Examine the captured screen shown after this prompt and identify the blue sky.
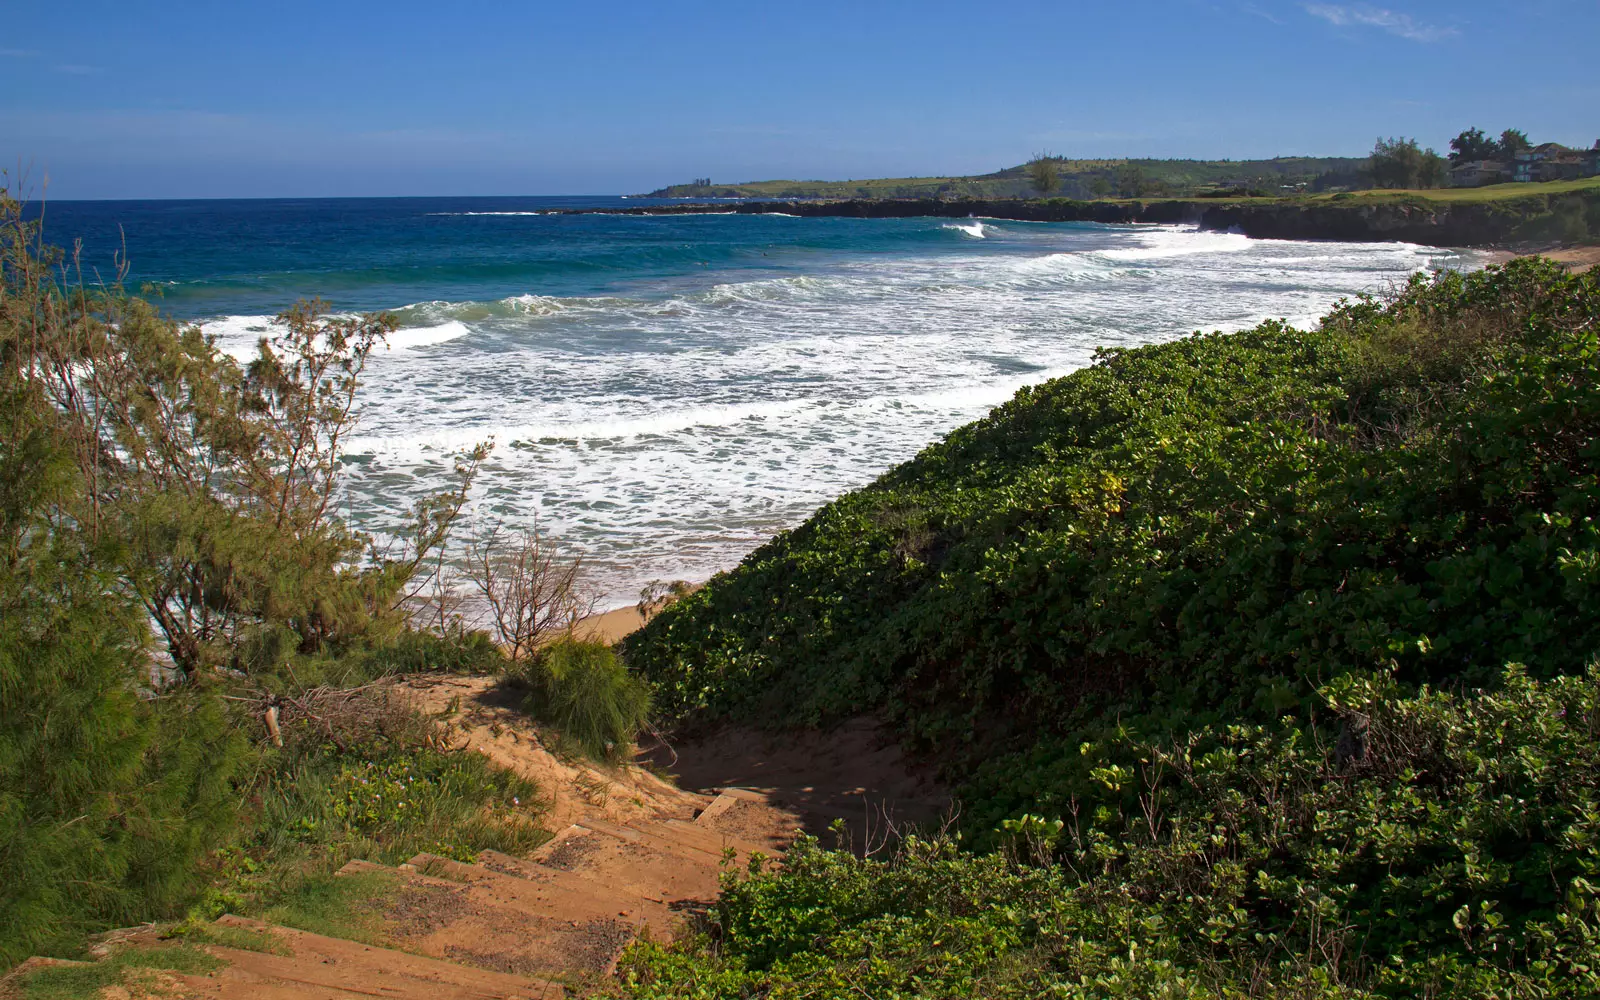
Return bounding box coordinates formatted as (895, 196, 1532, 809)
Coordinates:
(3, 0, 1595, 199)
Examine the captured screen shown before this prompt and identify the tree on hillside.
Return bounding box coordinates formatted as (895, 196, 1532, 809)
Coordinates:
(1369, 136, 1446, 189)
(1114, 163, 1146, 198)
(1499, 128, 1532, 158)
(1026, 153, 1060, 197)
(1419, 149, 1448, 188)
(1449, 126, 1499, 163)
(0, 189, 245, 964)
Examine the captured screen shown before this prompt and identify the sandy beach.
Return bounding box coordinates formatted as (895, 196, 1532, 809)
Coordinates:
(1490, 245, 1600, 272)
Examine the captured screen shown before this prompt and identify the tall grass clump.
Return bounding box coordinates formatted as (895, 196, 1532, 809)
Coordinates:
(510, 638, 651, 761)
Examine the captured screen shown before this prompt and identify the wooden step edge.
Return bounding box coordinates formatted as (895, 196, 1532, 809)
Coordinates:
(336, 857, 503, 893)
(574, 817, 726, 864)
(693, 793, 742, 826)
(477, 847, 544, 880)
(404, 851, 667, 923)
(657, 818, 775, 860)
(478, 843, 721, 910)
(717, 786, 772, 803)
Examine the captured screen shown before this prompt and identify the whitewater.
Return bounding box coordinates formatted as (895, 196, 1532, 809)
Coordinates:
(39, 198, 1487, 606)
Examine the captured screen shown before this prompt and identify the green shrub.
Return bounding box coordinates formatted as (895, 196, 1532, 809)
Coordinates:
(345, 627, 505, 683)
(625, 259, 1600, 825)
(512, 639, 651, 761)
(621, 666, 1600, 999)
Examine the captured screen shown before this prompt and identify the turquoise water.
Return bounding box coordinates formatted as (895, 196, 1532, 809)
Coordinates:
(42, 197, 1487, 604)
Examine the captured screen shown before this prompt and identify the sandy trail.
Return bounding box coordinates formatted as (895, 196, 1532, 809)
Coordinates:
(641, 718, 952, 850)
(394, 674, 707, 830)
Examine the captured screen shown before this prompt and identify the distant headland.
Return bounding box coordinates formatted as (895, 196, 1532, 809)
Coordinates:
(614, 136, 1600, 249)
(561, 178, 1600, 250)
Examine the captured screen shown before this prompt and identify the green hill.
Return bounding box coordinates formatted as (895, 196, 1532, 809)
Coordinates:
(643, 156, 1367, 200)
(621, 259, 1600, 998)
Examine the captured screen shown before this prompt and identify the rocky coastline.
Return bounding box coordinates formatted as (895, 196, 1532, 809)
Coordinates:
(560, 191, 1598, 249)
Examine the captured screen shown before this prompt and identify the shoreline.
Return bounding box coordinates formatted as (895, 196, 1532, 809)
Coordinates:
(573, 602, 653, 645)
(1499, 244, 1600, 272)
(545, 192, 1600, 251)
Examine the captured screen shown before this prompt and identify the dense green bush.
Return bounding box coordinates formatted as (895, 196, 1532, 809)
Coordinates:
(622, 666, 1600, 999)
(626, 259, 1600, 825)
(510, 638, 652, 761)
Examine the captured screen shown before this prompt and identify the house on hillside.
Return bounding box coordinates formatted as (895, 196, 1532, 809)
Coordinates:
(1451, 159, 1508, 187)
(1511, 143, 1597, 183)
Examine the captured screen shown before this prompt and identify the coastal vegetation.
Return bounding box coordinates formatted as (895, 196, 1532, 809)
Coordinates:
(1366, 136, 1447, 189)
(6, 167, 1600, 998)
(0, 187, 588, 967)
(622, 258, 1600, 996)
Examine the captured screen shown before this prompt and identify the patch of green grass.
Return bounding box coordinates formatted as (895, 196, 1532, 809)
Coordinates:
(1313, 176, 1600, 203)
(170, 919, 293, 957)
(191, 691, 551, 943)
(257, 870, 399, 947)
(15, 945, 221, 1000)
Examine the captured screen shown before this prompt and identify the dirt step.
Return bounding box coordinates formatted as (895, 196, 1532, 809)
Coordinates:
(332, 859, 639, 978)
(189, 916, 563, 999)
(403, 852, 678, 928)
(695, 789, 800, 853)
(570, 817, 733, 864)
(483, 826, 723, 910)
(654, 818, 778, 861)
(573, 816, 759, 869)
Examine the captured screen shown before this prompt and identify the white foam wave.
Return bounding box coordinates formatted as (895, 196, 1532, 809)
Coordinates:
(384, 321, 470, 351)
(207, 220, 1485, 604)
(200, 313, 469, 360)
(943, 220, 988, 239)
(1095, 229, 1255, 261)
(202, 314, 279, 360)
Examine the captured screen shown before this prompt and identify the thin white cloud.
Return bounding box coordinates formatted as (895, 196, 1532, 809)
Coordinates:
(1241, 4, 1285, 25)
(1304, 3, 1456, 42)
(0, 48, 38, 57)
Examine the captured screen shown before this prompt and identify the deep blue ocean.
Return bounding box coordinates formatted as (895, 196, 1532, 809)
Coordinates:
(35, 196, 1489, 604)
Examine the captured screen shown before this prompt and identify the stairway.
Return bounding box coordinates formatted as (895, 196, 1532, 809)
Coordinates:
(5, 789, 798, 1000)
